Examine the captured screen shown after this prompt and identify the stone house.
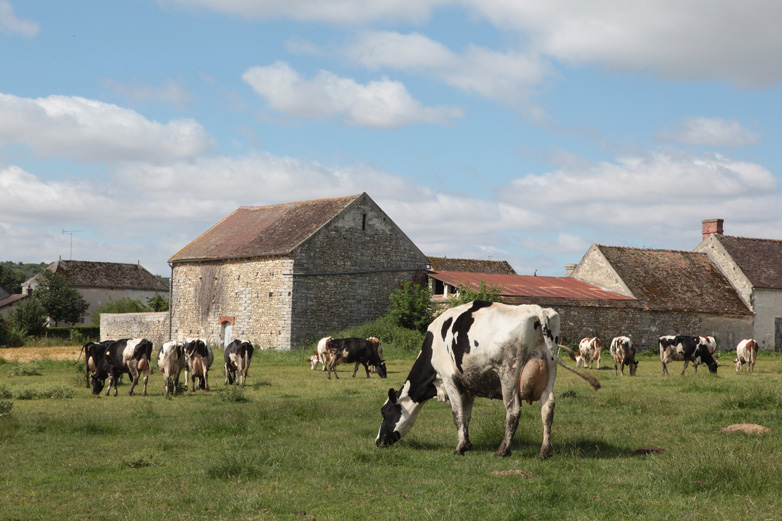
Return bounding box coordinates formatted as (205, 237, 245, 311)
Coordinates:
(695, 219, 782, 350)
(570, 243, 753, 349)
(22, 260, 168, 326)
(168, 193, 429, 350)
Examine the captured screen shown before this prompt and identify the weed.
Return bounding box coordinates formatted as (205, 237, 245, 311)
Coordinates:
(0, 401, 12, 416)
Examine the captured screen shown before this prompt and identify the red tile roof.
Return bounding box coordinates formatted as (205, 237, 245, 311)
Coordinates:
(429, 271, 634, 301)
(169, 194, 361, 263)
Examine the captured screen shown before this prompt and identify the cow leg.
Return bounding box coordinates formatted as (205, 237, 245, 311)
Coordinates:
(364, 362, 371, 378)
(495, 368, 523, 458)
(352, 361, 361, 377)
(681, 360, 690, 376)
(204, 369, 209, 391)
(538, 387, 556, 460)
(445, 384, 474, 456)
(127, 364, 139, 396)
(225, 363, 230, 385)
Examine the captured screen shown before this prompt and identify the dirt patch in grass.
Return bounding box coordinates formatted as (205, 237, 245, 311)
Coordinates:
(0, 346, 81, 363)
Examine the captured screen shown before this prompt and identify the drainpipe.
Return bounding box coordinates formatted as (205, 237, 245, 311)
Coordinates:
(168, 261, 174, 341)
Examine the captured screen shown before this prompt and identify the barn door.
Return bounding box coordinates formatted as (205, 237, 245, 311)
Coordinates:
(221, 321, 233, 348)
(775, 318, 782, 352)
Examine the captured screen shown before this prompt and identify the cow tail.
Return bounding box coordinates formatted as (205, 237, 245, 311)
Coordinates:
(73, 344, 85, 365)
(537, 310, 600, 391)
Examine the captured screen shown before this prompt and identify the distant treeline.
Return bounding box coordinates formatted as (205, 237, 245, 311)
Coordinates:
(0, 261, 48, 294)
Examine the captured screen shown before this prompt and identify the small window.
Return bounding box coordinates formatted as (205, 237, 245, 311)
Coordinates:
(362, 214, 367, 230)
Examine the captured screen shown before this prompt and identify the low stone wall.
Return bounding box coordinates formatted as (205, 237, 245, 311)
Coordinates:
(101, 312, 170, 351)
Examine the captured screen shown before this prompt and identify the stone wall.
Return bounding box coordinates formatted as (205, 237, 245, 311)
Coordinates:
(171, 257, 294, 350)
(100, 312, 170, 350)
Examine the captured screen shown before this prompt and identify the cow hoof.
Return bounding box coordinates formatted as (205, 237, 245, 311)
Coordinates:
(493, 448, 511, 458)
(537, 447, 553, 460)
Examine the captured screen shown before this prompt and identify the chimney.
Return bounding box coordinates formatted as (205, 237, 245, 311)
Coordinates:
(701, 219, 724, 240)
(565, 264, 577, 277)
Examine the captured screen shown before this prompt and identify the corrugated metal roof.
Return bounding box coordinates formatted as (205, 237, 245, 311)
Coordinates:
(717, 235, 782, 290)
(169, 194, 361, 263)
(429, 271, 634, 301)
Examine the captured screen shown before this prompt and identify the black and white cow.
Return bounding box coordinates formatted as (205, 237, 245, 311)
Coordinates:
(224, 339, 254, 385)
(375, 301, 600, 459)
(184, 339, 213, 391)
(326, 338, 387, 380)
(609, 336, 638, 376)
(659, 335, 718, 376)
(91, 338, 153, 396)
(693, 335, 718, 373)
(75, 340, 111, 388)
(157, 340, 185, 397)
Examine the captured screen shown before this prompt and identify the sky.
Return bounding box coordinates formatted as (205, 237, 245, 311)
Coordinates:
(1, 0, 781, 278)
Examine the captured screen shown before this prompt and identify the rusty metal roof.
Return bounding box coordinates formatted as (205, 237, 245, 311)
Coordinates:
(429, 271, 634, 301)
(717, 235, 782, 290)
(169, 194, 361, 263)
(427, 257, 516, 274)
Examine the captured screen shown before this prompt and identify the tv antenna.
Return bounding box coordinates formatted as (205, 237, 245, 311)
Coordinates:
(62, 229, 83, 260)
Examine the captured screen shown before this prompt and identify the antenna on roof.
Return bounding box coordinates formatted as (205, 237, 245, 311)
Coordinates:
(62, 229, 83, 260)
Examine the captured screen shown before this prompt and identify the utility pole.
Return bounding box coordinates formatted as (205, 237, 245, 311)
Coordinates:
(61, 229, 83, 260)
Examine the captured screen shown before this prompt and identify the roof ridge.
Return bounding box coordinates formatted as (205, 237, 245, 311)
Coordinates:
(598, 244, 705, 255)
(721, 234, 782, 243)
(238, 193, 362, 211)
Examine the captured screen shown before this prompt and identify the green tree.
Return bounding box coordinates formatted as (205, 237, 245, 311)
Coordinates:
(386, 280, 434, 333)
(448, 280, 504, 307)
(90, 297, 150, 325)
(9, 297, 48, 337)
(146, 293, 169, 312)
(33, 270, 89, 326)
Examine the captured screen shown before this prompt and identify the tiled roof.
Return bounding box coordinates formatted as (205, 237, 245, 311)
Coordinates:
(596, 245, 752, 315)
(427, 257, 516, 274)
(29, 260, 168, 292)
(717, 235, 782, 290)
(429, 271, 634, 302)
(0, 292, 31, 310)
(169, 194, 361, 262)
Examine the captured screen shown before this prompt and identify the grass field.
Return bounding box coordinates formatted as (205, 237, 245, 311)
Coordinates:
(0, 346, 780, 521)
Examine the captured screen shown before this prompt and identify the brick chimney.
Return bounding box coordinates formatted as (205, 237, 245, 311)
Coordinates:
(701, 218, 724, 240)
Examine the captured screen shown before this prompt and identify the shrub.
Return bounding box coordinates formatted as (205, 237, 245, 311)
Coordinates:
(386, 280, 434, 333)
(0, 401, 12, 416)
(448, 280, 504, 307)
(9, 298, 48, 338)
(90, 297, 150, 325)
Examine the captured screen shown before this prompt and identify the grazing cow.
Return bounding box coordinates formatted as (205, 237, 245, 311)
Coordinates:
(576, 337, 603, 369)
(184, 339, 213, 392)
(157, 340, 185, 397)
(326, 338, 387, 380)
(74, 340, 111, 388)
(224, 339, 254, 385)
(693, 336, 718, 372)
(91, 338, 153, 396)
(367, 337, 383, 373)
(376, 301, 600, 459)
(734, 339, 759, 373)
(659, 335, 718, 376)
(308, 353, 321, 370)
(609, 336, 638, 376)
(316, 336, 333, 372)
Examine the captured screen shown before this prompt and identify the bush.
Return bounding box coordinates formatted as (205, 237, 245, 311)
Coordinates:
(90, 297, 151, 325)
(386, 280, 434, 333)
(9, 298, 48, 338)
(448, 280, 504, 307)
(0, 401, 12, 416)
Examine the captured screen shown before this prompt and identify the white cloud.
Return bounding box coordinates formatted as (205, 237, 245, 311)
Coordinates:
(242, 61, 462, 128)
(0, 93, 212, 163)
(161, 0, 448, 24)
(0, 1, 38, 37)
(345, 31, 548, 114)
(102, 78, 194, 111)
(657, 117, 762, 148)
(469, 0, 782, 87)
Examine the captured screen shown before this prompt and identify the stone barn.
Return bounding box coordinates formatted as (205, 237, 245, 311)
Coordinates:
(168, 193, 429, 350)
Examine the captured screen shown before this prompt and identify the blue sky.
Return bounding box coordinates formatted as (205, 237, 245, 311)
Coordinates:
(1, 0, 781, 277)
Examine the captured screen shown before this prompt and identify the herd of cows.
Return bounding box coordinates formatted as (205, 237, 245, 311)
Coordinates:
(74, 300, 762, 459)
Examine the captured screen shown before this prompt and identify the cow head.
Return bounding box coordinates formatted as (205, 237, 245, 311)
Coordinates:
(376, 383, 423, 447)
(628, 359, 639, 376)
(91, 371, 107, 394)
(375, 361, 388, 378)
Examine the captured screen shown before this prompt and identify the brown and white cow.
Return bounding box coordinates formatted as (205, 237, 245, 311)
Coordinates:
(576, 337, 603, 369)
(316, 336, 333, 372)
(183, 339, 213, 392)
(609, 336, 638, 376)
(734, 339, 759, 373)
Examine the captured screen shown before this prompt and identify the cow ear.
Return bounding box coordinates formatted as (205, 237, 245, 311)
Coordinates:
(388, 388, 397, 404)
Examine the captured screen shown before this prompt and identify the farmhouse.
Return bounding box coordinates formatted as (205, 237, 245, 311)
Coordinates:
(695, 219, 782, 350)
(168, 193, 429, 350)
(6, 260, 168, 326)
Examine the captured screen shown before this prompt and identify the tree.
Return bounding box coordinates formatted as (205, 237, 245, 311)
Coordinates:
(90, 297, 151, 326)
(386, 280, 434, 333)
(9, 298, 48, 337)
(147, 293, 169, 312)
(33, 270, 89, 326)
(448, 280, 504, 307)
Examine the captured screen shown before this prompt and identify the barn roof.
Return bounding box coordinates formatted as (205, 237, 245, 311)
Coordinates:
(28, 260, 168, 292)
(427, 257, 516, 274)
(595, 245, 752, 315)
(716, 235, 782, 290)
(169, 194, 364, 263)
(429, 271, 635, 304)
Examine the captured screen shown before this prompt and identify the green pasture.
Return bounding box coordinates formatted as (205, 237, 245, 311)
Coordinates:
(0, 347, 780, 521)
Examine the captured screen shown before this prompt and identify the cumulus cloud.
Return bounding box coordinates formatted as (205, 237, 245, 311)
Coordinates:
(161, 0, 447, 24)
(657, 117, 762, 148)
(0, 93, 212, 163)
(345, 31, 548, 112)
(0, 1, 38, 37)
(102, 78, 194, 111)
(242, 61, 462, 128)
(470, 0, 782, 87)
